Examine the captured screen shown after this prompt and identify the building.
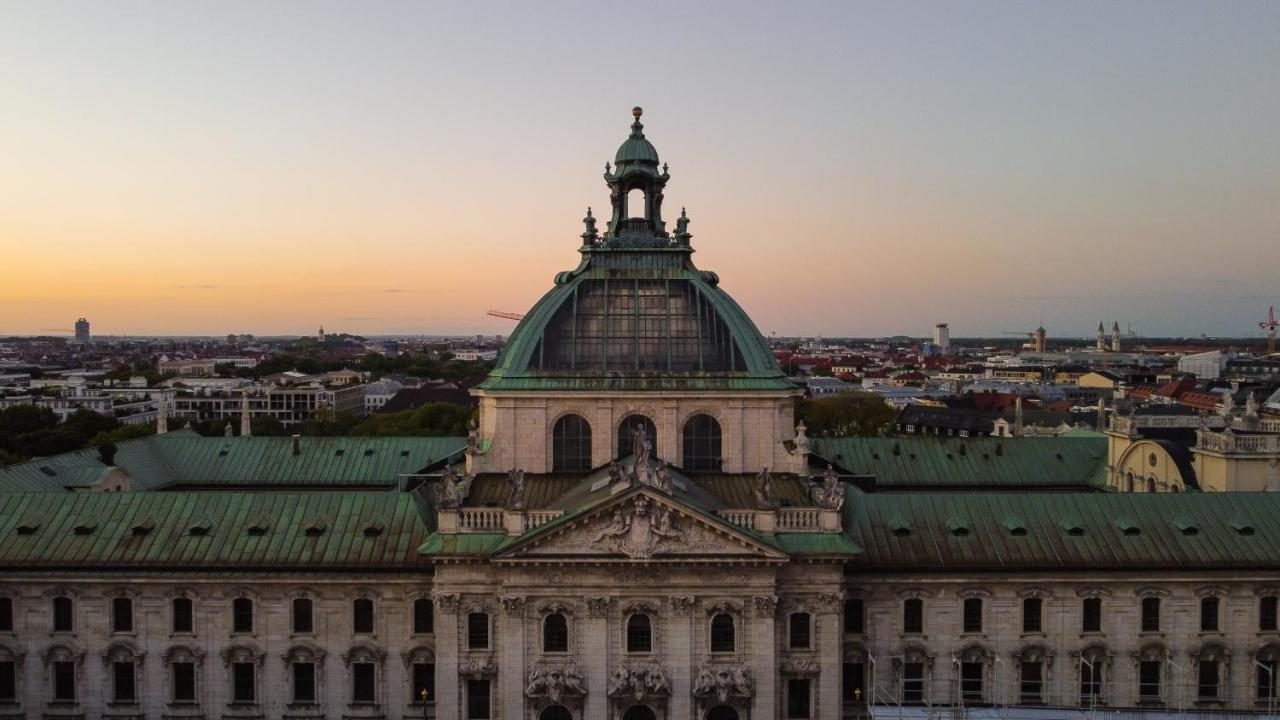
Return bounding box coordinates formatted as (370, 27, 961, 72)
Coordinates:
(3, 111, 1280, 720)
(73, 317, 90, 344)
(931, 323, 950, 354)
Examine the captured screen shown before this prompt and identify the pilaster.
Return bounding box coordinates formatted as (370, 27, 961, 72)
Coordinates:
(432, 593, 461, 720)
(585, 596, 611, 719)
(668, 595, 695, 719)
(817, 593, 843, 718)
(752, 595, 778, 717)
(500, 595, 527, 720)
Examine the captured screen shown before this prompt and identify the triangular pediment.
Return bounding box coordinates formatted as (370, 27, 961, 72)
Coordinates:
(494, 489, 787, 562)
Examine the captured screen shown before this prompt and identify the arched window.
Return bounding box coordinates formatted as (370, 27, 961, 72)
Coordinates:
(706, 706, 740, 720)
(626, 187, 646, 219)
(623, 706, 657, 720)
(682, 414, 722, 471)
(540, 707, 573, 720)
(1124, 472, 1135, 492)
(552, 414, 593, 472)
(617, 414, 656, 458)
(352, 598, 375, 634)
(543, 613, 569, 653)
(1145, 477, 1157, 493)
(710, 613, 735, 653)
(626, 613, 652, 653)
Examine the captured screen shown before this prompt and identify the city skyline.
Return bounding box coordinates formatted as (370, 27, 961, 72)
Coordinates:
(2, 1, 1277, 337)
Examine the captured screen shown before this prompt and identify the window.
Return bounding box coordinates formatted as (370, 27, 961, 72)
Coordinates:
(1020, 662, 1043, 703)
(292, 598, 313, 634)
(1138, 661, 1161, 700)
(1141, 597, 1160, 633)
(0, 597, 12, 632)
(1200, 597, 1220, 632)
(626, 187, 646, 218)
(52, 660, 76, 701)
(292, 662, 316, 703)
(962, 598, 982, 633)
(352, 663, 376, 703)
(1198, 660, 1219, 699)
(1080, 661, 1103, 702)
(413, 598, 433, 635)
(843, 662, 866, 702)
(786, 677, 812, 718)
(466, 678, 491, 719)
(902, 662, 925, 704)
(903, 598, 923, 634)
(617, 414, 656, 457)
(111, 598, 134, 633)
(626, 613, 652, 653)
(172, 597, 194, 634)
(1258, 660, 1278, 700)
(232, 598, 254, 634)
(788, 612, 811, 649)
(960, 662, 983, 703)
(113, 661, 136, 702)
(552, 414, 592, 472)
(1023, 597, 1043, 633)
(412, 662, 435, 704)
(1082, 598, 1102, 633)
(353, 598, 375, 634)
(172, 662, 196, 702)
(467, 613, 489, 650)
(844, 598, 864, 635)
(682, 414, 722, 471)
(543, 613, 568, 653)
(710, 613, 735, 652)
(232, 662, 255, 702)
(1262, 596, 1279, 631)
(0, 661, 14, 701)
(52, 596, 73, 633)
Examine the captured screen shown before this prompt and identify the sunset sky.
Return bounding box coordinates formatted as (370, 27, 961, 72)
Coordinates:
(1, 1, 1277, 338)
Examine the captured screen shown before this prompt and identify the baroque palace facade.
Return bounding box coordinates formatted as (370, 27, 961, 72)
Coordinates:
(3, 111, 1280, 720)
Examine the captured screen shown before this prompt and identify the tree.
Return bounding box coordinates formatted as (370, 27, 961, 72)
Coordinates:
(250, 415, 286, 436)
(88, 423, 156, 447)
(351, 402, 473, 437)
(301, 409, 358, 437)
(797, 393, 896, 438)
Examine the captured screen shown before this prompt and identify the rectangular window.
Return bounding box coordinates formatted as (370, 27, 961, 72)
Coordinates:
(172, 662, 196, 702)
(960, 662, 983, 703)
(353, 599, 375, 635)
(1082, 598, 1102, 633)
(412, 662, 435, 704)
(0, 661, 15, 701)
(1139, 660, 1161, 700)
(902, 662, 924, 704)
(112, 598, 133, 633)
(1141, 597, 1160, 633)
(903, 598, 923, 634)
(1081, 662, 1103, 701)
(293, 662, 316, 703)
(786, 678, 812, 718)
(352, 663, 376, 703)
(843, 662, 865, 702)
(467, 613, 489, 650)
(52, 597, 73, 633)
(466, 678, 491, 719)
(292, 598, 313, 634)
(53, 661, 76, 701)
(113, 661, 136, 702)
(1258, 660, 1278, 700)
(232, 598, 254, 634)
(844, 598, 864, 635)
(1023, 598, 1043, 633)
(962, 598, 982, 633)
(1200, 597, 1220, 632)
(413, 598, 434, 635)
(0, 597, 12, 632)
(1263, 596, 1279, 631)
(172, 598, 194, 634)
(1020, 662, 1043, 703)
(232, 662, 255, 702)
(789, 613, 812, 649)
(1198, 660, 1219, 699)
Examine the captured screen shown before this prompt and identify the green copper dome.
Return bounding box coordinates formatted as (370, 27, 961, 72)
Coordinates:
(477, 111, 789, 394)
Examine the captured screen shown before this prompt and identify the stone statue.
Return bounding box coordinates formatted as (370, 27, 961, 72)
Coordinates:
(1220, 392, 1235, 416)
(224, 421, 233, 438)
(1247, 391, 1260, 418)
(434, 465, 472, 510)
(581, 207, 599, 245)
(632, 424, 652, 466)
(608, 460, 627, 486)
(525, 665, 586, 702)
(693, 666, 754, 702)
(654, 459, 672, 493)
(794, 420, 810, 453)
(466, 419, 480, 455)
(810, 464, 844, 510)
(506, 468, 526, 510)
(753, 467, 778, 510)
(593, 507, 630, 544)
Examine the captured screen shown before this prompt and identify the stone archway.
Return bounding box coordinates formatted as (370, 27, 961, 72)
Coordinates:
(539, 706, 573, 720)
(705, 706, 740, 720)
(623, 706, 657, 720)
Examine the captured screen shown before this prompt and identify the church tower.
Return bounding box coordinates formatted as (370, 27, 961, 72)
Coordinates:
(1111, 320, 1122, 352)
(1096, 322, 1106, 352)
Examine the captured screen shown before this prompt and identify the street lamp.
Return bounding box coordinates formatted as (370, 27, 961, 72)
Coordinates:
(419, 688, 430, 720)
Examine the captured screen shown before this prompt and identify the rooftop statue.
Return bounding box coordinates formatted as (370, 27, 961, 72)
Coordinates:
(811, 464, 844, 510)
(753, 467, 778, 510)
(506, 468, 526, 510)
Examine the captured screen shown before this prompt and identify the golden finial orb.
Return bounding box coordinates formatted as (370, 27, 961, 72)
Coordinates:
(632, 106, 643, 118)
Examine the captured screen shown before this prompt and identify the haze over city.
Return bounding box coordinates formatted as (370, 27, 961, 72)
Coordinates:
(2, 1, 1277, 338)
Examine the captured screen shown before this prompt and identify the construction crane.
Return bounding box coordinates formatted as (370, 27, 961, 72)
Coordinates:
(1261, 306, 1279, 354)
(486, 310, 525, 322)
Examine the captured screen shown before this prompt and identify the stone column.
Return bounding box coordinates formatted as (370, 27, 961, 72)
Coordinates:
(752, 596, 778, 718)
(661, 401, 680, 463)
(500, 596, 527, 720)
(668, 596, 696, 719)
(585, 596, 611, 720)
(432, 593, 461, 720)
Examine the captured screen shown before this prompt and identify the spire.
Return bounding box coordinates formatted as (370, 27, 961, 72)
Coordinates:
(581, 207, 599, 245)
(240, 390, 252, 437)
(603, 107, 669, 242)
(674, 207, 692, 246)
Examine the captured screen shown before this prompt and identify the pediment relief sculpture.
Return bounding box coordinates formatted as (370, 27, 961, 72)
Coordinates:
(608, 665, 670, 702)
(526, 665, 587, 703)
(693, 666, 753, 702)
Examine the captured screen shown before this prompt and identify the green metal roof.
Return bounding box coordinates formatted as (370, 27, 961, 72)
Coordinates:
(812, 436, 1108, 491)
(0, 491, 430, 570)
(0, 435, 467, 492)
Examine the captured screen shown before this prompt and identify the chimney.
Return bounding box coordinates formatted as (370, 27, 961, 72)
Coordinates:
(292, 435, 301, 456)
